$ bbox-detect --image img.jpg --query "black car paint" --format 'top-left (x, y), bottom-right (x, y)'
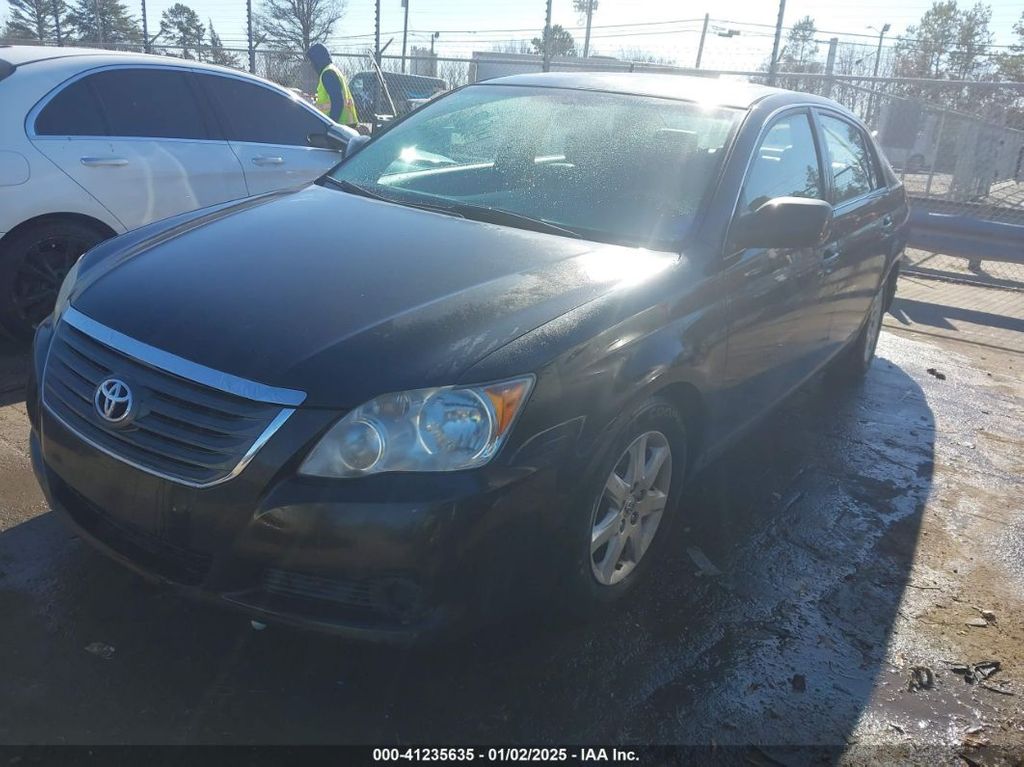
top-left (29, 77), bottom-right (909, 638)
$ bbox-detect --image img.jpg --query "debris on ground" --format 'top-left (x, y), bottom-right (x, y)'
top-left (979, 682), bottom-right (1015, 696)
top-left (84, 642), bottom-right (115, 660)
top-left (791, 674), bottom-right (806, 693)
top-left (908, 665), bottom-right (935, 692)
top-left (965, 617), bottom-right (990, 628)
top-left (948, 660), bottom-right (1001, 684)
top-left (685, 546), bottom-right (722, 577)
top-left (962, 733), bottom-right (990, 749)
top-left (978, 608), bottom-right (997, 623)
top-left (926, 367), bottom-right (947, 380)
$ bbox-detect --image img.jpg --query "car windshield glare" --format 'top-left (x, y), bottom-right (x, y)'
top-left (327, 84), bottom-right (742, 249)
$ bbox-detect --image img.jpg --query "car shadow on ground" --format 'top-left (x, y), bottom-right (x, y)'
top-left (890, 297), bottom-right (1024, 335)
top-left (0, 343), bottom-right (933, 747)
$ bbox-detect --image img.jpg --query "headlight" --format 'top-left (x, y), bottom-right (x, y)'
top-left (53, 257), bottom-right (82, 319)
top-left (299, 376), bottom-right (534, 478)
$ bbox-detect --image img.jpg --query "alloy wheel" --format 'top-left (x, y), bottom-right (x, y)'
top-left (11, 234), bottom-right (91, 329)
top-left (589, 430), bottom-right (672, 586)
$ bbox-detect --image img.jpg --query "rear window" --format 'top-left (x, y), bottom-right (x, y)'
top-left (89, 69), bottom-right (210, 140)
top-left (35, 68), bottom-right (210, 140)
top-left (35, 78), bottom-right (107, 136)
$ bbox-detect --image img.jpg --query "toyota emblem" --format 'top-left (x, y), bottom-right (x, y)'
top-left (94, 378), bottom-right (134, 424)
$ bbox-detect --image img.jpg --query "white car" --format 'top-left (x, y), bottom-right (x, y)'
top-left (0, 45), bottom-right (354, 337)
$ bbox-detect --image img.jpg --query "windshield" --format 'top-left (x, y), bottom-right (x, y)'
top-left (326, 84), bottom-right (742, 249)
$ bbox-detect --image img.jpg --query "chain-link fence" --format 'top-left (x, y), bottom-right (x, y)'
top-left (136, 44), bottom-right (1024, 289)
top-left (5, 35), bottom-right (1023, 288)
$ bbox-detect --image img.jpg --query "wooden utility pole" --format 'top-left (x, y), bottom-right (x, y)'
top-left (582, 0), bottom-right (594, 58)
top-left (374, 0), bottom-right (382, 66)
top-left (401, 0), bottom-right (410, 72)
top-left (768, 0), bottom-right (785, 86)
top-left (542, 0), bottom-right (553, 72)
top-left (824, 37), bottom-right (837, 98)
top-left (695, 13), bottom-right (709, 68)
top-left (246, 0), bottom-right (255, 73)
top-left (141, 0), bottom-right (150, 52)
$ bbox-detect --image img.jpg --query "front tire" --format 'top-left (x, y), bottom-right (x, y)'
top-left (0, 220), bottom-right (106, 340)
top-left (563, 397), bottom-right (688, 610)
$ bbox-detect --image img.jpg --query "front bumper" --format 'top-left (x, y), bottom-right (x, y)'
top-left (28, 321), bottom-right (568, 642)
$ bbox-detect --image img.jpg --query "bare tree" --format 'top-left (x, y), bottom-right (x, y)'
top-left (257, 0), bottom-right (345, 53)
top-left (489, 40), bottom-right (533, 55)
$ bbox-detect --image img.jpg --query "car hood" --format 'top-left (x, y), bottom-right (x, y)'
top-left (71, 185), bottom-right (678, 407)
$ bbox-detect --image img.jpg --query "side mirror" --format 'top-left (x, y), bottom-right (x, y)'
top-left (344, 134), bottom-right (371, 158)
top-left (308, 124), bottom-right (360, 151)
top-left (732, 196), bottom-right (833, 250)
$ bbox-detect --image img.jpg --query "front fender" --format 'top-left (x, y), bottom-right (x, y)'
top-left (466, 263), bottom-right (728, 480)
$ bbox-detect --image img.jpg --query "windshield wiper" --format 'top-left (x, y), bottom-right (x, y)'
top-left (440, 202), bottom-right (583, 239)
top-left (321, 177), bottom-right (465, 219)
top-left (322, 179), bottom-right (580, 238)
top-left (321, 177), bottom-right (392, 201)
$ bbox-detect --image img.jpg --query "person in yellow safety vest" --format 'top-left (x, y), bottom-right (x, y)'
top-left (306, 43), bottom-right (359, 127)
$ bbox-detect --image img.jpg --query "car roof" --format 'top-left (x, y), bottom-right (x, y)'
top-left (0, 44), bottom-right (249, 79)
top-left (480, 71), bottom-right (819, 110)
top-left (0, 44), bottom-right (134, 67)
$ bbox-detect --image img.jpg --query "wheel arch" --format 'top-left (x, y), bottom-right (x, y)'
top-left (0, 212), bottom-right (118, 250)
top-left (648, 379), bottom-right (707, 477)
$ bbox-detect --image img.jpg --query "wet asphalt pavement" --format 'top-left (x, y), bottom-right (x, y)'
top-left (0, 289), bottom-right (1022, 753)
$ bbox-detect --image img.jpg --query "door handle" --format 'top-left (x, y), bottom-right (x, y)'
top-left (80, 156), bottom-right (128, 167)
top-left (252, 156), bottom-right (285, 166)
top-left (822, 245), bottom-right (842, 261)
top-left (881, 214), bottom-right (895, 232)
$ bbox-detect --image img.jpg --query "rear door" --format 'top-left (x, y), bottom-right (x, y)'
top-left (719, 109), bottom-right (832, 437)
top-left (195, 72), bottom-right (343, 195)
top-left (814, 110), bottom-right (892, 348)
top-left (30, 66), bottom-right (248, 229)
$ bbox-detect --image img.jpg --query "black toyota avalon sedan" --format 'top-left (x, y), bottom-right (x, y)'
top-left (28, 72), bottom-right (908, 640)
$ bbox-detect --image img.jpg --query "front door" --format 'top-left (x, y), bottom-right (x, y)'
top-left (194, 73), bottom-right (345, 195)
top-left (718, 110), bottom-right (832, 439)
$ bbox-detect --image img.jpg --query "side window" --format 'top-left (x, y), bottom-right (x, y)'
top-left (198, 74), bottom-right (327, 146)
top-left (87, 68), bottom-right (210, 140)
top-left (35, 79), bottom-right (107, 136)
top-left (819, 113), bottom-right (879, 204)
top-left (740, 112), bottom-right (823, 212)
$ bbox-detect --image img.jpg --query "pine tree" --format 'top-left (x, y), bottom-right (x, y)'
top-left (2, 0), bottom-right (55, 43)
top-left (67, 0), bottom-right (141, 46)
top-left (158, 2), bottom-right (204, 59)
top-left (206, 20), bottom-right (241, 68)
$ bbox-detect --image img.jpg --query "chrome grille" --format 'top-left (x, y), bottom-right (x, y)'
top-left (43, 308), bottom-right (304, 487)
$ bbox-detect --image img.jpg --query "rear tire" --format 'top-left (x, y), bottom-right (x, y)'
top-left (0, 220), bottom-right (107, 341)
top-left (831, 279), bottom-right (886, 379)
top-left (561, 396), bottom-right (688, 613)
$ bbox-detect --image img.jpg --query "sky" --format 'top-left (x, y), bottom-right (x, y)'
top-left (12, 0), bottom-right (1024, 69)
